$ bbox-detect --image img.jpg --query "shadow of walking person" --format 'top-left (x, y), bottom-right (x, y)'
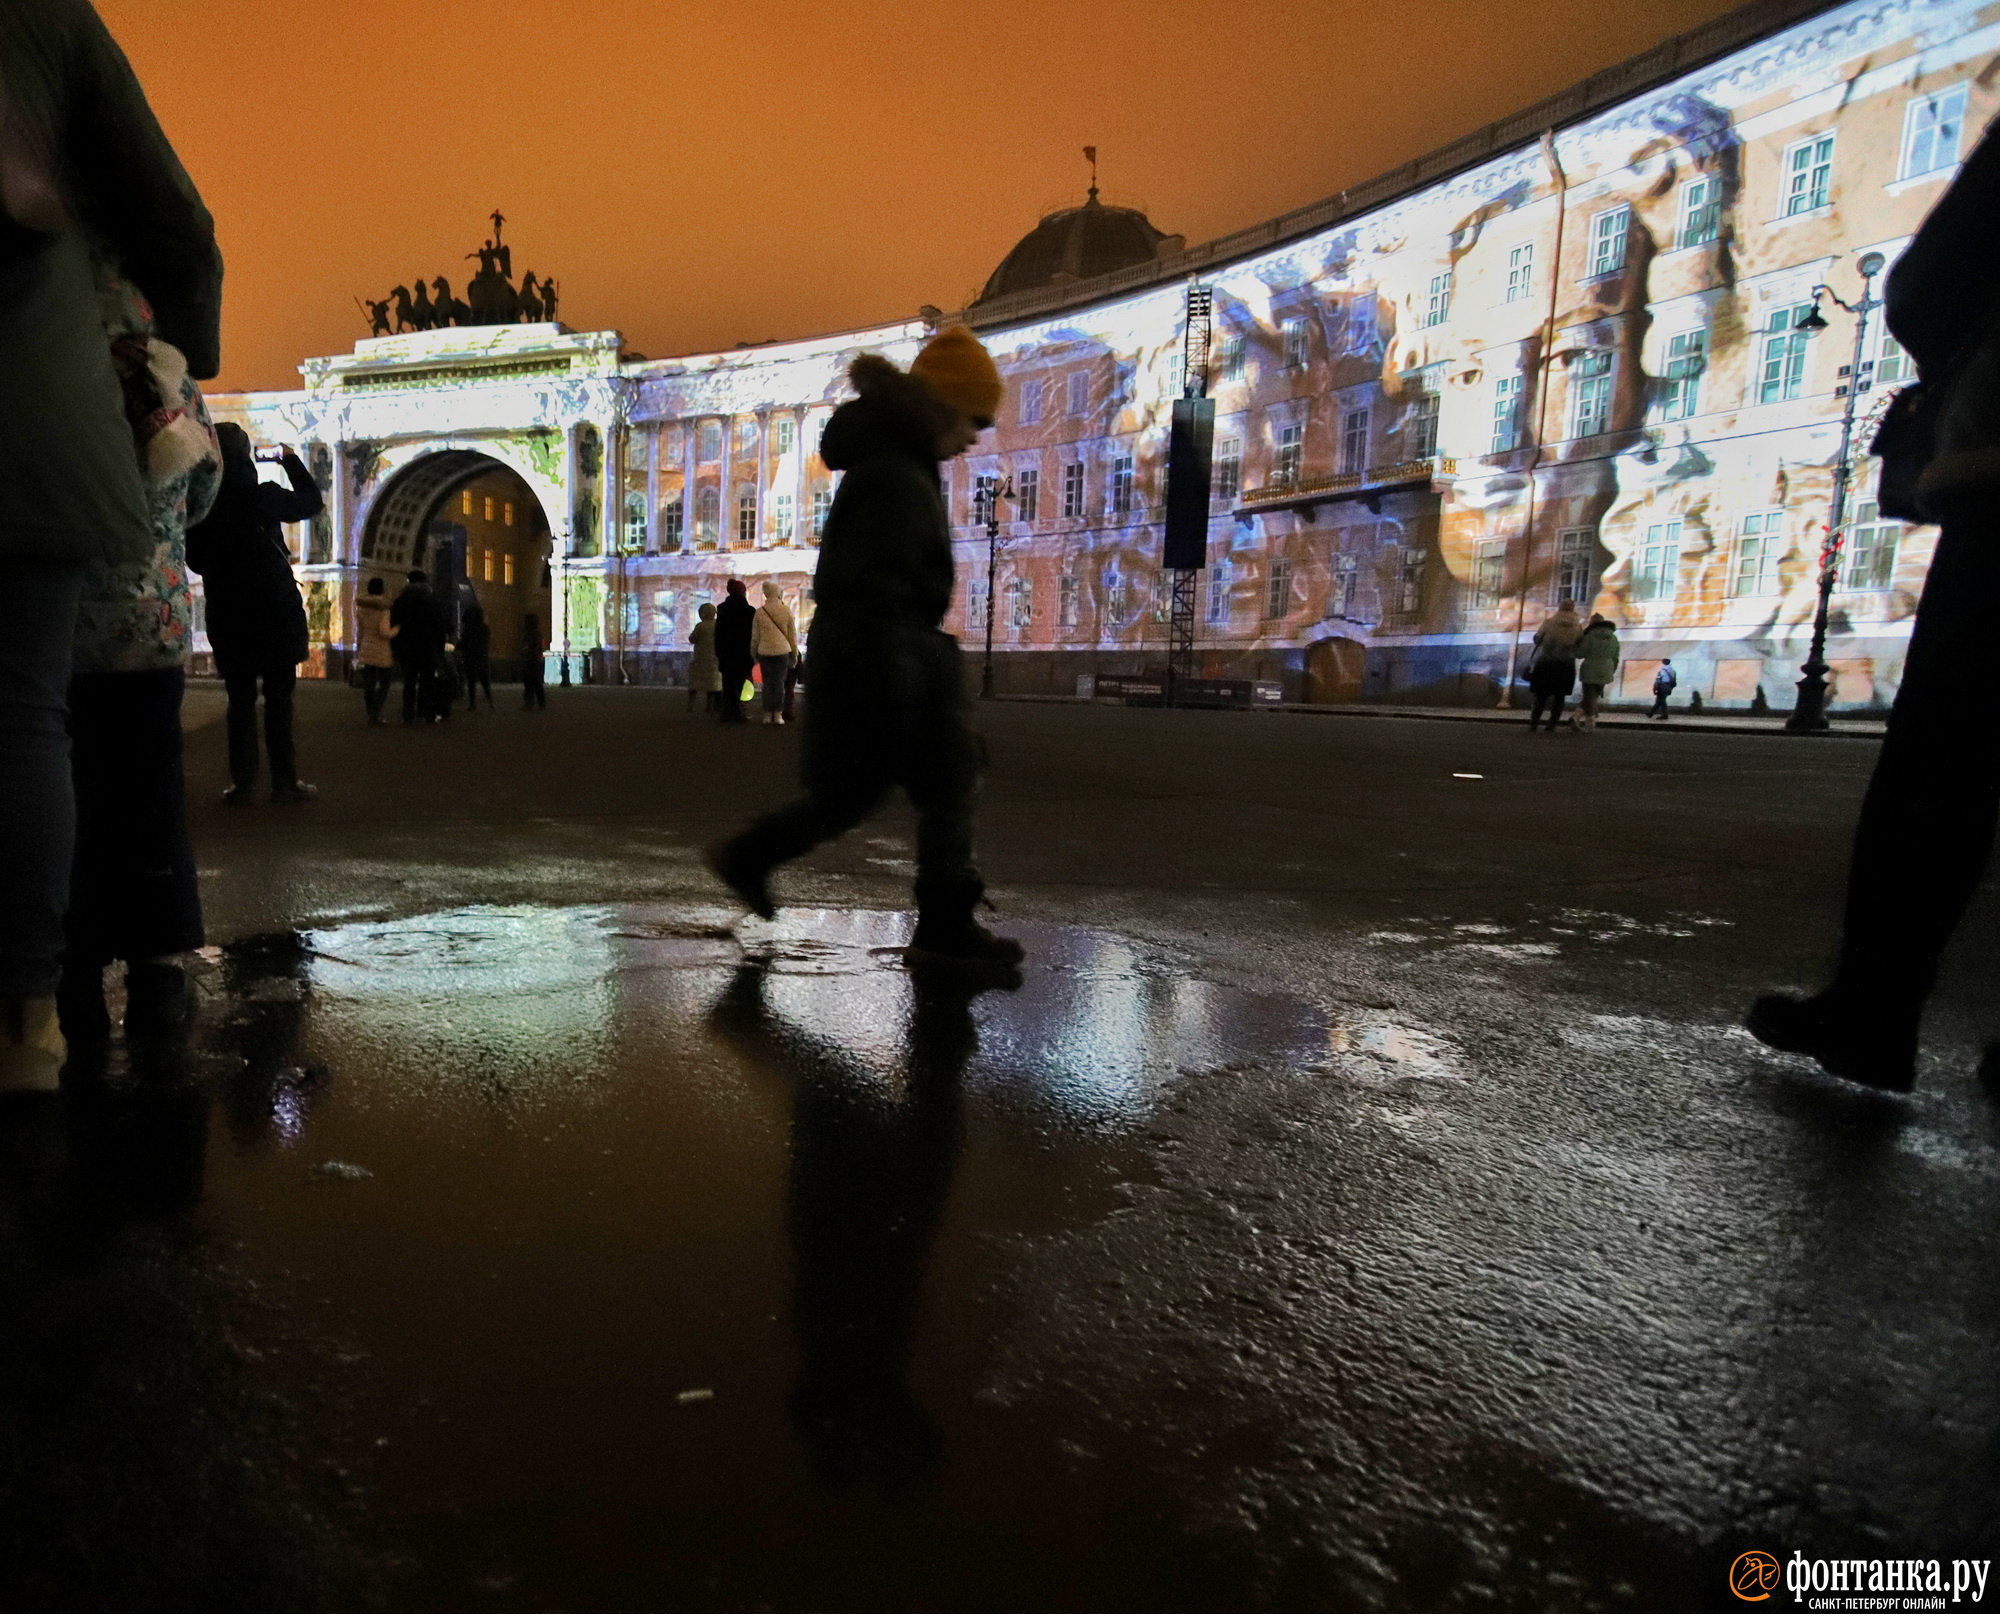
top-left (710, 956), bottom-right (1010, 1502)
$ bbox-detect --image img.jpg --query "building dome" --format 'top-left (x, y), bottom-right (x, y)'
top-left (976, 189), bottom-right (1181, 304)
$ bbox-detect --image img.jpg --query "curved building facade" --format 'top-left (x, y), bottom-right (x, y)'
top-left (214, 0), bottom-right (1992, 710)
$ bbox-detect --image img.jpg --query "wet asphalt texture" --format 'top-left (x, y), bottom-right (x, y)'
top-left (2, 684), bottom-right (1994, 1614)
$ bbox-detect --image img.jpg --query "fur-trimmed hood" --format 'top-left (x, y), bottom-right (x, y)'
top-left (818, 353), bottom-right (956, 472)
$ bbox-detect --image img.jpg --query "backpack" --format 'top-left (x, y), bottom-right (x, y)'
top-left (1654, 665), bottom-right (1677, 694)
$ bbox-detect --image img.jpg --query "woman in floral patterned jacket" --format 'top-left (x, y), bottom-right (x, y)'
top-left (55, 268), bottom-right (222, 1044)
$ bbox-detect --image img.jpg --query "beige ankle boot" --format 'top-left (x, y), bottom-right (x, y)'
top-left (0, 997), bottom-right (65, 1095)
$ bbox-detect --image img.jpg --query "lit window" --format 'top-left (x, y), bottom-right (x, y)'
top-left (1330, 553), bottom-right (1357, 618)
top-left (1151, 572), bottom-right (1170, 623)
top-left (1214, 438), bottom-right (1242, 502)
top-left (1588, 206), bottom-right (1630, 278)
top-left (1019, 378), bottom-right (1044, 426)
top-left (1274, 422), bottom-right (1303, 484)
top-left (1341, 409), bottom-right (1370, 473)
top-left (1016, 466), bottom-right (1039, 522)
top-left (1206, 560), bottom-right (1230, 624)
top-left (696, 485), bottom-right (720, 548)
top-left (1569, 350), bottom-right (1614, 438)
top-left (1265, 555), bottom-right (1292, 619)
top-left (1553, 528), bottom-right (1595, 606)
top-left (1844, 493), bottom-right (1902, 591)
top-left (484, 495), bottom-right (496, 522)
top-left (772, 492), bottom-right (795, 543)
top-left (1408, 367), bottom-right (1444, 458)
top-left (1219, 335), bottom-right (1246, 381)
top-left (1783, 133), bottom-right (1835, 216)
top-left (1677, 176), bottom-right (1720, 249)
top-left (966, 574), bottom-right (989, 632)
top-left (1424, 271), bottom-right (1453, 328)
top-left (461, 488), bottom-right (473, 515)
top-left (1007, 573), bottom-right (1033, 629)
top-left (1062, 461), bottom-right (1085, 519)
top-left (659, 496), bottom-right (684, 552)
top-left (1470, 539), bottom-right (1505, 609)
top-left (1058, 575), bottom-right (1079, 627)
top-left (1506, 243), bottom-right (1535, 303)
top-left (1282, 318), bottom-right (1309, 368)
top-left (1758, 307), bottom-right (1813, 403)
top-left (1490, 376), bottom-right (1522, 455)
top-left (972, 473), bottom-right (998, 527)
top-left (1732, 511), bottom-right (1785, 596)
top-left (1397, 548), bottom-right (1426, 615)
top-left (1102, 565), bottom-right (1126, 626)
top-left (624, 491), bottom-right (647, 551)
top-left (1067, 372), bottom-right (1089, 416)
top-left (737, 419), bottom-right (758, 451)
top-left (811, 489), bottom-right (831, 541)
top-left (503, 500), bottom-right (515, 526)
top-left (1633, 520), bottom-right (1682, 602)
top-left (1659, 329), bottom-right (1707, 422)
top-left (736, 492), bottom-right (757, 547)
top-left (1110, 453), bottom-right (1135, 516)
top-left (1901, 85), bottom-right (1966, 180)
top-left (482, 548), bottom-right (494, 582)
top-left (697, 421), bottom-right (722, 462)
top-left (502, 553), bottom-right (516, 586)
top-left (775, 418), bottom-right (795, 455)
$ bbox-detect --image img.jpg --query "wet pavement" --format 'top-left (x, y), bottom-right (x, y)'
top-left (3, 685), bottom-right (1995, 1612)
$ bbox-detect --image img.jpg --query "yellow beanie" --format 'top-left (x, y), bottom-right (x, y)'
top-left (910, 326), bottom-right (1003, 425)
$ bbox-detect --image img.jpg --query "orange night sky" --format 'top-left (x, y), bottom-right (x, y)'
top-left (97, 0), bottom-right (1745, 394)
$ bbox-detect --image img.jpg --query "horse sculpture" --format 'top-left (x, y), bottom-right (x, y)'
top-left (411, 280), bottom-right (436, 330)
top-left (518, 271), bottom-right (542, 322)
top-left (364, 214), bottom-right (552, 333)
top-left (390, 284), bottom-right (416, 333)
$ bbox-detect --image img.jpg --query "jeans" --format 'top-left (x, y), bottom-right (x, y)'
top-left (360, 664), bottom-right (394, 721)
top-left (759, 654), bottom-right (793, 712)
top-left (65, 668), bottom-right (202, 965)
top-left (0, 559), bottom-right (83, 996)
top-left (223, 664), bottom-right (298, 786)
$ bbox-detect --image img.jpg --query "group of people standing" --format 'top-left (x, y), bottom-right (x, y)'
top-left (1522, 600), bottom-right (1623, 732)
top-left (688, 578), bottom-right (800, 725)
top-left (352, 570), bottom-right (528, 724)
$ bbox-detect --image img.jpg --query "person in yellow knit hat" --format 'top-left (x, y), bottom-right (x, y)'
top-left (707, 326), bottom-right (1023, 970)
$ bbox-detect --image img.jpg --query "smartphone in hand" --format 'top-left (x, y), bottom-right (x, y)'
top-left (252, 444), bottom-right (288, 463)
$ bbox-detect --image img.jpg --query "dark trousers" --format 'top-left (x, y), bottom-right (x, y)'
top-left (400, 658), bottom-right (443, 722)
top-left (1830, 520), bottom-right (2000, 1021)
top-left (718, 655), bottom-right (753, 722)
top-left (360, 665), bottom-right (394, 722)
top-left (65, 668), bottom-right (201, 966)
top-left (1528, 693), bottom-right (1568, 729)
top-left (0, 558), bottom-right (82, 996)
top-left (462, 651), bottom-right (491, 708)
top-left (223, 664), bottom-right (297, 787)
top-left (521, 661), bottom-right (546, 708)
top-left (1650, 692), bottom-right (1671, 717)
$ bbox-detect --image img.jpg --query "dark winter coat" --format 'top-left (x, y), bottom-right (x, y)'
top-left (459, 608), bottom-right (490, 668)
top-left (390, 582), bottom-right (449, 666)
top-left (0, 0), bottom-right (223, 566)
top-left (715, 592), bottom-right (755, 668)
top-left (185, 450), bottom-right (317, 674)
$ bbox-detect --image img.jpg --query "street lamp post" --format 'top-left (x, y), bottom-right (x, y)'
top-left (976, 474), bottom-right (1013, 699)
top-left (1787, 250), bottom-right (1887, 734)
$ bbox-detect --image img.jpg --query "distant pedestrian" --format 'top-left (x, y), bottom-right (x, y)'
top-left (391, 568), bottom-right (449, 723)
top-left (708, 327), bottom-right (1022, 967)
top-left (1525, 598), bottom-right (1583, 732)
top-left (354, 576), bottom-right (397, 724)
top-left (753, 581), bottom-right (799, 726)
top-left (186, 426), bottom-right (321, 801)
top-left (688, 601), bottom-right (721, 712)
top-left (1573, 615), bottom-right (1620, 732)
top-left (715, 578), bottom-right (754, 725)
top-left (459, 597), bottom-right (492, 709)
top-left (519, 612), bottom-right (547, 709)
top-left (1649, 659), bottom-right (1678, 719)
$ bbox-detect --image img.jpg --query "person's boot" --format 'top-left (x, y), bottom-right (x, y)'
top-left (56, 960), bottom-right (112, 1047)
top-left (221, 780), bottom-right (256, 805)
top-left (908, 878), bottom-right (1025, 969)
top-left (705, 838), bottom-right (777, 920)
top-left (124, 961), bottom-right (196, 1039)
top-left (271, 780), bottom-right (319, 803)
top-left (1745, 991), bottom-right (1918, 1093)
top-left (0, 997), bottom-right (65, 1096)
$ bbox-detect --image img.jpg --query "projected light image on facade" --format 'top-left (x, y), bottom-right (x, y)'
top-left (211, 0), bottom-right (1992, 710)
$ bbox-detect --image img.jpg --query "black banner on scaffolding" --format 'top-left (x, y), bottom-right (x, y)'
top-left (1163, 397), bottom-right (1215, 571)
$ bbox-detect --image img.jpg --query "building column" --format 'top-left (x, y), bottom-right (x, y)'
top-left (792, 407), bottom-right (808, 552)
top-left (553, 422), bottom-right (576, 683)
top-left (683, 417), bottom-right (701, 552)
top-left (645, 422), bottom-right (661, 555)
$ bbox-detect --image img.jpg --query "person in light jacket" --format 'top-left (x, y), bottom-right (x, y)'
top-left (753, 580), bottom-right (799, 726)
top-left (687, 601), bottom-right (721, 712)
top-left (354, 576), bottom-right (397, 724)
top-left (1572, 615), bottom-right (1619, 732)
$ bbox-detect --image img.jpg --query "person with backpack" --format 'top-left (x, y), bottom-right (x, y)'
top-left (1649, 659), bottom-right (1678, 719)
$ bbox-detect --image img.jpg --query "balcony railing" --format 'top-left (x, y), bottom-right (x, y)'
top-left (1238, 456), bottom-right (1457, 511)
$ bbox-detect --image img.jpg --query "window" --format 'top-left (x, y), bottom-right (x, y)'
top-left (1783, 133), bottom-right (1835, 216)
top-left (1902, 85), bottom-right (1966, 179)
top-left (1167, 354), bottom-right (1185, 399)
top-left (1758, 307), bottom-right (1812, 403)
top-left (697, 421), bottom-right (722, 461)
top-left (1016, 467), bottom-right (1039, 522)
top-left (1553, 528), bottom-right (1595, 606)
top-left (1151, 572), bottom-right (1171, 623)
top-left (479, 495), bottom-right (493, 522)
top-left (1397, 548), bottom-right (1426, 615)
top-left (659, 496), bottom-right (683, 552)
top-left (653, 589), bottom-right (675, 644)
top-left (1873, 316), bottom-right (1914, 386)
top-left (1408, 368), bottom-right (1443, 458)
top-left (737, 420), bottom-right (758, 451)
top-left (1491, 375), bottom-right (1523, 454)
top-left (972, 472), bottom-right (999, 527)
top-left (811, 489), bottom-right (831, 541)
top-left (1062, 461), bottom-right (1085, 519)
top-left (1341, 409), bottom-right (1370, 473)
top-left (481, 548), bottom-right (494, 582)
top-left (1330, 553), bottom-right (1357, 618)
top-left (1059, 575), bottom-right (1079, 627)
top-left (503, 500), bottom-right (515, 527)
top-left (1424, 271), bottom-right (1453, 328)
top-left (966, 574), bottom-right (989, 632)
top-left (1019, 378), bottom-right (1044, 425)
top-left (1214, 437), bottom-right (1242, 501)
top-left (621, 592), bottom-right (641, 643)
top-left (696, 485), bottom-right (720, 548)
top-left (1007, 574), bottom-right (1032, 629)
top-left (1282, 318), bottom-right (1309, 368)
top-left (1219, 334), bottom-right (1246, 381)
top-left (735, 492), bottom-right (757, 548)
top-left (623, 490), bottom-right (647, 551)
top-left (1569, 349), bottom-right (1613, 438)
top-left (1275, 422), bottom-right (1303, 484)
top-left (1265, 555), bottom-right (1292, 619)
top-left (1677, 176), bottom-right (1720, 249)
top-left (1110, 454), bottom-right (1135, 516)
top-left (460, 488), bottom-right (473, 516)
top-left (1633, 520), bottom-right (1682, 602)
top-left (1067, 372), bottom-right (1089, 416)
top-left (772, 492), bottom-right (795, 543)
top-left (1470, 539), bottom-right (1506, 609)
top-left (1205, 561), bottom-right (1230, 624)
top-left (1506, 243), bottom-right (1535, 303)
top-left (1659, 329), bottom-right (1707, 421)
top-left (502, 552), bottom-right (516, 587)
top-left (1731, 511), bottom-right (1785, 596)
top-left (775, 418), bottom-right (795, 455)
top-left (1844, 496), bottom-right (1902, 590)
top-left (1103, 566), bottom-right (1127, 625)
top-left (1588, 206), bottom-right (1630, 278)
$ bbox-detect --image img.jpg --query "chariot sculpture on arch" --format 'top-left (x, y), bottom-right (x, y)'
top-left (358, 210), bottom-right (560, 334)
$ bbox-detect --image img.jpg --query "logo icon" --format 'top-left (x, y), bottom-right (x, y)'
top-left (1731, 1551), bottom-right (1782, 1602)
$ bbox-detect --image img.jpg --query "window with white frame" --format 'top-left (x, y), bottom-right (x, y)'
top-left (1901, 85), bottom-right (1966, 180)
top-left (1265, 555), bottom-right (1292, 619)
top-left (1016, 466), bottom-right (1039, 522)
top-left (775, 418), bottom-right (795, 455)
top-left (1058, 575), bottom-right (1079, 627)
top-left (1758, 306), bottom-right (1813, 403)
top-left (1470, 539), bottom-right (1506, 609)
top-left (696, 485), bottom-right (720, 548)
top-left (1569, 349), bottom-right (1614, 438)
top-left (1341, 296), bottom-right (1377, 353)
top-left (1110, 453), bottom-right (1135, 516)
top-left (1397, 547), bottom-right (1427, 615)
top-left (1282, 318), bottom-right (1309, 369)
top-left (972, 472), bottom-right (999, 528)
top-left (1677, 175), bottom-right (1721, 249)
top-left (1554, 527), bottom-right (1596, 606)
top-left (1007, 573), bottom-right (1032, 629)
top-left (1214, 437), bottom-right (1242, 502)
top-left (697, 420), bottom-right (722, 461)
top-left (1219, 334), bottom-right (1246, 380)
top-left (621, 591), bottom-right (641, 643)
top-left (623, 490), bottom-right (647, 551)
top-left (810, 489), bottom-right (831, 541)
top-left (1588, 206), bottom-right (1630, 278)
top-left (1341, 409), bottom-right (1370, 473)
top-left (652, 589), bottom-right (676, 644)
top-left (1491, 375), bottom-right (1522, 454)
top-left (659, 495), bottom-right (683, 552)
top-left (1019, 378), bottom-right (1044, 426)
top-left (1409, 381), bottom-right (1441, 459)
top-left (1732, 510), bottom-right (1786, 596)
top-left (1167, 354), bottom-right (1185, 399)
top-left (1783, 133), bottom-right (1835, 215)
top-left (966, 573), bottom-right (988, 632)
top-left (1062, 461), bottom-right (1085, 519)
top-left (1872, 313), bottom-right (1914, 385)
top-left (772, 491), bottom-right (795, 543)
top-left (1103, 565), bottom-right (1127, 625)
top-left (1067, 372), bottom-right (1089, 416)
top-left (1425, 271), bottom-right (1453, 327)
top-left (1844, 493), bottom-right (1902, 590)
top-left (1632, 520), bottom-right (1682, 602)
top-left (737, 419), bottom-right (758, 451)
top-left (1659, 328), bottom-right (1707, 421)
top-left (1206, 560), bottom-right (1230, 624)
top-left (736, 492), bottom-right (757, 547)
top-left (1330, 553), bottom-right (1357, 618)
top-left (1274, 421), bottom-right (1303, 484)
top-left (1506, 243), bottom-right (1535, 303)
top-left (1152, 572), bottom-right (1171, 623)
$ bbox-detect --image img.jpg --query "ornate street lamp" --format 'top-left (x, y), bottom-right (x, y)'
top-left (975, 474), bottom-right (1014, 699)
top-left (1787, 250), bottom-right (1887, 733)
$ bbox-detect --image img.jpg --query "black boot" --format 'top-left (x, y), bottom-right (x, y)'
top-left (56, 959), bottom-right (112, 1047)
top-left (705, 838), bottom-right (777, 920)
top-left (908, 878), bottom-right (1024, 969)
top-left (1745, 991), bottom-right (1917, 1093)
top-left (124, 962), bottom-right (196, 1039)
